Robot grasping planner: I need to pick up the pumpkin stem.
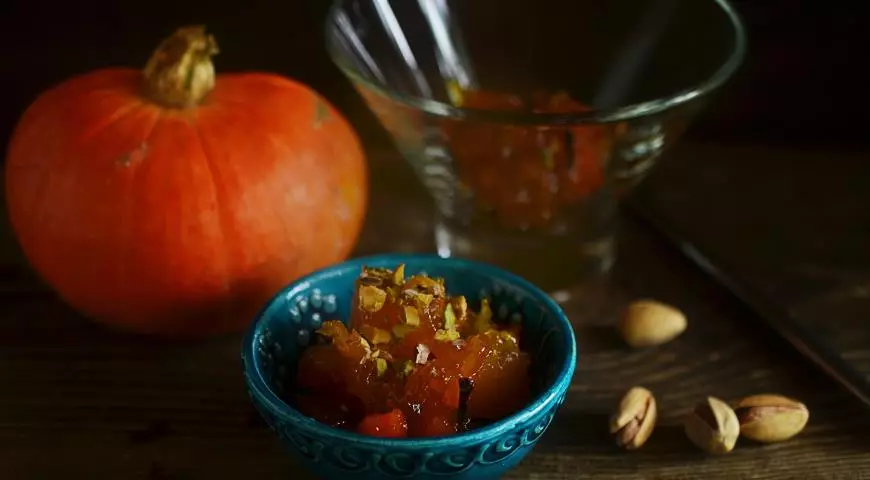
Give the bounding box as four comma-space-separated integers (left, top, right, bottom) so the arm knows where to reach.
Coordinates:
143, 26, 219, 108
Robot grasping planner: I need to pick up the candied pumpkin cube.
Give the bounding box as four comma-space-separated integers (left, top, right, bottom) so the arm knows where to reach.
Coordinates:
294, 264, 533, 438
357, 408, 408, 438
296, 344, 345, 393
467, 352, 531, 420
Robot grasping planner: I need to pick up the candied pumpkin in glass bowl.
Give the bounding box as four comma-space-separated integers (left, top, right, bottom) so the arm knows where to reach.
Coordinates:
242, 254, 576, 480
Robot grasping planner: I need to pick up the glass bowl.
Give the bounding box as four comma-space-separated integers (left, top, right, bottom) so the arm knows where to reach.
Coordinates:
325, 0, 747, 294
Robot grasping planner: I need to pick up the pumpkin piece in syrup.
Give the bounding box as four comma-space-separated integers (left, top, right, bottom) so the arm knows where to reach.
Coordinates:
357, 408, 409, 438
294, 264, 533, 438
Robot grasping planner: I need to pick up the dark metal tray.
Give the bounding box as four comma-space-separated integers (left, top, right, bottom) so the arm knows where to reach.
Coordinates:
626, 143, 870, 408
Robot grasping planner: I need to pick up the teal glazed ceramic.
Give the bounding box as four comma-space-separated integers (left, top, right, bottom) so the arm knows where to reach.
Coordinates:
241, 254, 577, 480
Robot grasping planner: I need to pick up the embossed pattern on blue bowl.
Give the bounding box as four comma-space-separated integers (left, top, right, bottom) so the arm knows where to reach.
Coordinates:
241, 254, 576, 480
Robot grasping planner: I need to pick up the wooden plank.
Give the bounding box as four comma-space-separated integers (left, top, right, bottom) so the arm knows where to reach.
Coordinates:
2, 143, 869, 479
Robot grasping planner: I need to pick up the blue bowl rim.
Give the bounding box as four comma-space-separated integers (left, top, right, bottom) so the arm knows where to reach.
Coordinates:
241, 253, 577, 449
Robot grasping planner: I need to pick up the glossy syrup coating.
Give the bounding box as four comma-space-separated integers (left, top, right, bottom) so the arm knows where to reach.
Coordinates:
294, 265, 532, 438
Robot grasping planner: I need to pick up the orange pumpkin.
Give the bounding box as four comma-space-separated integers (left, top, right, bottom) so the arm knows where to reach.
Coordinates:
5, 26, 369, 336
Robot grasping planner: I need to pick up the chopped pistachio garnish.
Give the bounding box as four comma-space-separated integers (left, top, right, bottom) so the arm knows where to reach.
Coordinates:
392, 324, 417, 339
404, 305, 421, 326
359, 276, 383, 286
434, 329, 461, 342
358, 335, 373, 364
484, 329, 519, 347
405, 276, 445, 297
453, 296, 468, 322
316, 320, 346, 339
375, 357, 388, 377
416, 344, 431, 364
371, 348, 393, 361
359, 335, 372, 351
360, 324, 392, 345
385, 285, 400, 302
360, 266, 392, 286
400, 360, 415, 377
474, 298, 494, 333
414, 293, 434, 309
370, 327, 392, 345
392, 264, 405, 286
444, 303, 457, 330
362, 266, 391, 278
403, 288, 434, 309
359, 285, 387, 312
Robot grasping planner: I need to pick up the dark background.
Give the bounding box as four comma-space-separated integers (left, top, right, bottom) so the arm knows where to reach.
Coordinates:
0, 0, 867, 154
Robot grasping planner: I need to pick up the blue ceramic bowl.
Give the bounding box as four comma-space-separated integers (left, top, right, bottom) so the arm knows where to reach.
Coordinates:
241, 254, 576, 480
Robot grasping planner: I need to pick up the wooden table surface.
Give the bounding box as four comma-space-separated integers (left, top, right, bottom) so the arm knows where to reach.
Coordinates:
2, 141, 870, 479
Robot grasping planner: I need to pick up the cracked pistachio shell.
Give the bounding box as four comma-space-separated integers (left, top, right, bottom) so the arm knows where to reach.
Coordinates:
609, 386, 657, 450
684, 396, 739, 454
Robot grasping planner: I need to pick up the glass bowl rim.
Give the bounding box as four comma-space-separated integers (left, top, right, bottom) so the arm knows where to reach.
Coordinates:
324, 0, 748, 126
241, 253, 577, 449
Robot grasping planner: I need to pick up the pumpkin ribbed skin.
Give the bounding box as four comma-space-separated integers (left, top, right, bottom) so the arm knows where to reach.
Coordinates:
6, 45, 368, 336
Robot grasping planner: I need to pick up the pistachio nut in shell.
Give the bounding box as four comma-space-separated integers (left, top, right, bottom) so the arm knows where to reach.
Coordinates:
684, 396, 739, 454
609, 386, 657, 450
619, 299, 687, 348
732, 394, 809, 443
